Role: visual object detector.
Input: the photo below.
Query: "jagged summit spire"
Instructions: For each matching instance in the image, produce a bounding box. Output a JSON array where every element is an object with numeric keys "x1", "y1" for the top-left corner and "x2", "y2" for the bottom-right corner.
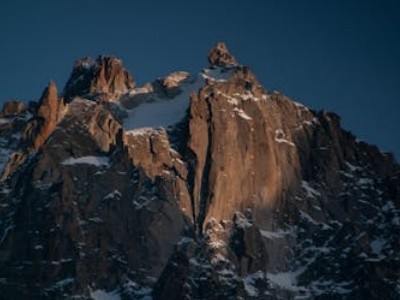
[
  {"x1": 41, "y1": 80, "x2": 58, "y2": 104},
  {"x1": 21, "y1": 80, "x2": 66, "y2": 151},
  {"x1": 63, "y1": 56, "x2": 135, "y2": 102},
  {"x1": 207, "y1": 42, "x2": 239, "y2": 67}
]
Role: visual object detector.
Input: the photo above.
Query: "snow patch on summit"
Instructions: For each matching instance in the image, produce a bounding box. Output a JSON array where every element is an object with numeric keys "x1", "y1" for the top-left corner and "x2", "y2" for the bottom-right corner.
[
  {"x1": 201, "y1": 67, "x2": 234, "y2": 82},
  {"x1": 123, "y1": 74, "x2": 205, "y2": 132},
  {"x1": 123, "y1": 67, "x2": 237, "y2": 133}
]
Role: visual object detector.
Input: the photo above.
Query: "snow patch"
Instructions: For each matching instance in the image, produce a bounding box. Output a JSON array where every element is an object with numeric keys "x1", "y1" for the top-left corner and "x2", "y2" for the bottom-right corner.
[
  {"x1": 124, "y1": 74, "x2": 205, "y2": 131},
  {"x1": 301, "y1": 181, "x2": 321, "y2": 198},
  {"x1": 126, "y1": 127, "x2": 154, "y2": 136},
  {"x1": 345, "y1": 161, "x2": 362, "y2": 172},
  {"x1": 90, "y1": 289, "x2": 121, "y2": 300},
  {"x1": 382, "y1": 200, "x2": 396, "y2": 213},
  {"x1": 103, "y1": 190, "x2": 121, "y2": 200},
  {"x1": 275, "y1": 137, "x2": 295, "y2": 147},
  {"x1": 308, "y1": 280, "x2": 353, "y2": 296},
  {"x1": 274, "y1": 129, "x2": 295, "y2": 147},
  {"x1": 266, "y1": 272, "x2": 300, "y2": 292},
  {"x1": 46, "y1": 277, "x2": 75, "y2": 291},
  {"x1": 133, "y1": 195, "x2": 157, "y2": 210},
  {"x1": 392, "y1": 215, "x2": 400, "y2": 226},
  {"x1": 202, "y1": 67, "x2": 234, "y2": 82},
  {"x1": 0, "y1": 118, "x2": 12, "y2": 125},
  {"x1": 260, "y1": 229, "x2": 290, "y2": 239},
  {"x1": 234, "y1": 108, "x2": 252, "y2": 120},
  {"x1": 235, "y1": 212, "x2": 253, "y2": 228},
  {"x1": 370, "y1": 237, "x2": 387, "y2": 255},
  {"x1": 294, "y1": 101, "x2": 307, "y2": 109},
  {"x1": 357, "y1": 178, "x2": 374, "y2": 186},
  {"x1": 88, "y1": 217, "x2": 103, "y2": 223},
  {"x1": 227, "y1": 98, "x2": 239, "y2": 106},
  {"x1": 243, "y1": 271, "x2": 264, "y2": 297},
  {"x1": 62, "y1": 156, "x2": 110, "y2": 166},
  {"x1": 339, "y1": 170, "x2": 354, "y2": 178},
  {"x1": 0, "y1": 225, "x2": 14, "y2": 247},
  {"x1": 299, "y1": 211, "x2": 319, "y2": 225}
]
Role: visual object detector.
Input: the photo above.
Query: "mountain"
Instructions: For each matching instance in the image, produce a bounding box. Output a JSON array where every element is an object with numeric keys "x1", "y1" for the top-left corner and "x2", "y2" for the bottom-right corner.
[{"x1": 0, "y1": 42, "x2": 399, "y2": 300}]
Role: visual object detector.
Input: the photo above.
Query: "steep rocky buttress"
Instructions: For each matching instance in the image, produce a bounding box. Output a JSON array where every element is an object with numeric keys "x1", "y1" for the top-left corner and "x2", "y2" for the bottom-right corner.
[{"x1": 0, "y1": 43, "x2": 399, "y2": 300}]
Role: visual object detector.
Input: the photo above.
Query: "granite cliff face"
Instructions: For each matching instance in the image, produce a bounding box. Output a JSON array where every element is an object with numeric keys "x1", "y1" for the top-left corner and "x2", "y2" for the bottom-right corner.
[{"x1": 0, "y1": 43, "x2": 399, "y2": 300}]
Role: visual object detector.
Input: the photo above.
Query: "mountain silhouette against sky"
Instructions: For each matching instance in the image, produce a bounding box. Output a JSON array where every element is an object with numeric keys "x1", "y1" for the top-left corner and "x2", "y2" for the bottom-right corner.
[{"x1": 1, "y1": 0, "x2": 399, "y2": 159}]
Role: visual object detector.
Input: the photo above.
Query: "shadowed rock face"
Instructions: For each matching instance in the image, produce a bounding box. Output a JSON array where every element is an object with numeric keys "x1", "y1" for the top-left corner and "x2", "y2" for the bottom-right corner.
[{"x1": 0, "y1": 43, "x2": 399, "y2": 299}]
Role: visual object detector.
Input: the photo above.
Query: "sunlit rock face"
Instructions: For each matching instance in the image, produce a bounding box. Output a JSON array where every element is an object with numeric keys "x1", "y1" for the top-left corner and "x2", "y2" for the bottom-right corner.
[
  {"x1": 64, "y1": 56, "x2": 135, "y2": 102},
  {"x1": 0, "y1": 43, "x2": 399, "y2": 299}
]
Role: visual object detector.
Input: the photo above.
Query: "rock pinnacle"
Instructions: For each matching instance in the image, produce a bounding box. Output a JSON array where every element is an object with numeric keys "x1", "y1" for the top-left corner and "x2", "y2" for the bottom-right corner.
[{"x1": 207, "y1": 42, "x2": 239, "y2": 67}]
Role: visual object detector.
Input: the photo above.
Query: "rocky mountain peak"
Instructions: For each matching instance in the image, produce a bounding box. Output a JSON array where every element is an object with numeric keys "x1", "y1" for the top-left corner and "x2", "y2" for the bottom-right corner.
[
  {"x1": 207, "y1": 42, "x2": 239, "y2": 67},
  {"x1": 0, "y1": 45, "x2": 399, "y2": 300},
  {"x1": 37, "y1": 81, "x2": 59, "y2": 115},
  {"x1": 0, "y1": 81, "x2": 67, "y2": 179},
  {"x1": 63, "y1": 55, "x2": 135, "y2": 102},
  {"x1": 0, "y1": 100, "x2": 27, "y2": 117},
  {"x1": 23, "y1": 81, "x2": 66, "y2": 150}
]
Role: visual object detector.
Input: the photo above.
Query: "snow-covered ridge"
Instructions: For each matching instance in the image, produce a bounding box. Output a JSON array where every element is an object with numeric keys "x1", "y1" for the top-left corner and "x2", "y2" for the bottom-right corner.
[
  {"x1": 201, "y1": 67, "x2": 234, "y2": 82},
  {"x1": 122, "y1": 67, "x2": 236, "y2": 134},
  {"x1": 123, "y1": 74, "x2": 203, "y2": 133}
]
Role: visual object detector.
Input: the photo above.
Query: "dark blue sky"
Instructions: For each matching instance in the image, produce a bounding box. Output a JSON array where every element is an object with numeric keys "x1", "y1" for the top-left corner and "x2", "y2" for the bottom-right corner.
[{"x1": 1, "y1": 0, "x2": 399, "y2": 159}]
